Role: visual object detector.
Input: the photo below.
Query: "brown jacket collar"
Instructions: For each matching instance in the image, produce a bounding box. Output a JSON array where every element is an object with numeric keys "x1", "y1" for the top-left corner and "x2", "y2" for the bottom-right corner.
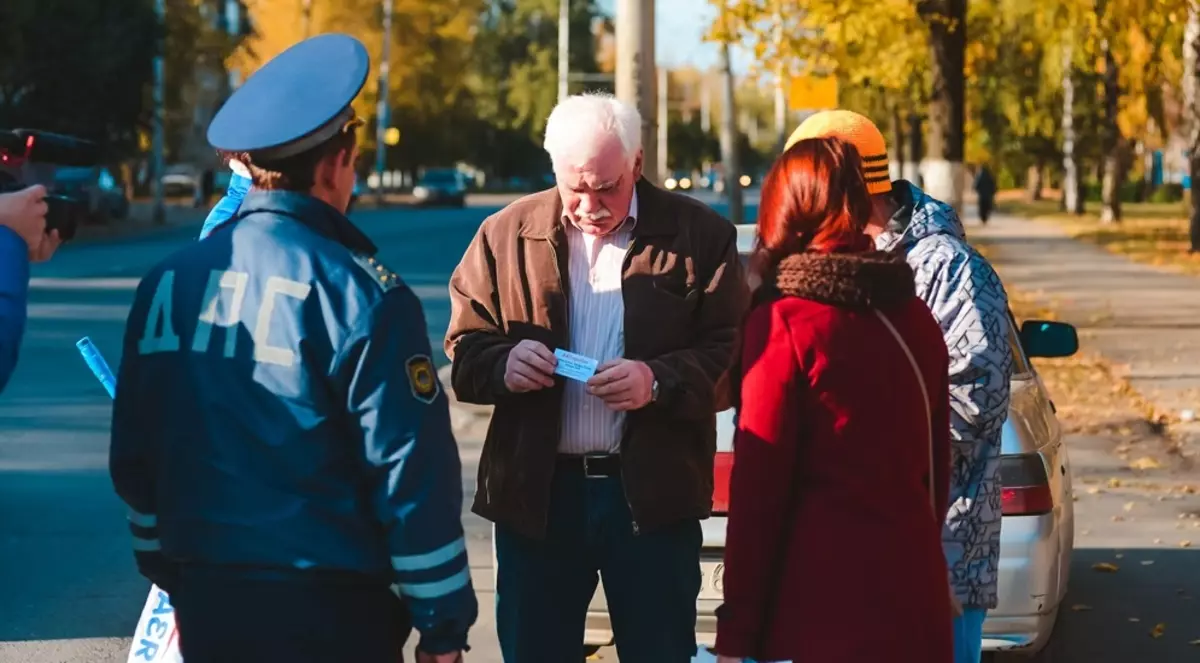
[{"x1": 515, "y1": 177, "x2": 680, "y2": 240}]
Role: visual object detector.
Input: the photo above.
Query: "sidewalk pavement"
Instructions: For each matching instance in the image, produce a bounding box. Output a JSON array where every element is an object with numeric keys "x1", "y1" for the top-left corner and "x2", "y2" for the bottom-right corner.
[{"x1": 970, "y1": 213, "x2": 1200, "y2": 445}]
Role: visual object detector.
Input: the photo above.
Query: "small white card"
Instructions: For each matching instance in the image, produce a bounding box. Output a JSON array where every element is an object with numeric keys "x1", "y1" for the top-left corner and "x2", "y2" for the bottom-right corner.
[{"x1": 553, "y1": 349, "x2": 599, "y2": 382}]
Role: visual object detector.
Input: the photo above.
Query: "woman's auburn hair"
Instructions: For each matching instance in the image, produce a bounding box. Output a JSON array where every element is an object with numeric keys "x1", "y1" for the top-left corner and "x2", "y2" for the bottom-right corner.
[{"x1": 752, "y1": 136, "x2": 875, "y2": 278}]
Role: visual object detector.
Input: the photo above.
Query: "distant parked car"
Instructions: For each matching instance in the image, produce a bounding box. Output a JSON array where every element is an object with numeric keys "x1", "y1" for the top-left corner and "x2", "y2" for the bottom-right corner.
[
  {"x1": 575, "y1": 225, "x2": 1081, "y2": 662},
  {"x1": 52, "y1": 166, "x2": 129, "y2": 224},
  {"x1": 413, "y1": 168, "x2": 467, "y2": 207},
  {"x1": 161, "y1": 165, "x2": 198, "y2": 198}
]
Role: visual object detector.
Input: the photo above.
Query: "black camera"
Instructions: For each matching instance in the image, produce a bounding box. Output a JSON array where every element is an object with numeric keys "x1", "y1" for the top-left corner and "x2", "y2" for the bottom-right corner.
[{"x1": 0, "y1": 129, "x2": 101, "y2": 242}]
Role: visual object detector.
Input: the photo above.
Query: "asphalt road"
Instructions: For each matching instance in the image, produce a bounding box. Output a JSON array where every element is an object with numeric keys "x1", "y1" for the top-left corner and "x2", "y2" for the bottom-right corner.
[{"x1": 1, "y1": 196, "x2": 1197, "y2": 662}]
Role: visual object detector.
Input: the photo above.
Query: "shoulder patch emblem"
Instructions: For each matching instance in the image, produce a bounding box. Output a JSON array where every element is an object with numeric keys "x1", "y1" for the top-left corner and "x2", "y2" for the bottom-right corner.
[{"x1": 406, "y1": 354, "x2": 439, "y2": 404}]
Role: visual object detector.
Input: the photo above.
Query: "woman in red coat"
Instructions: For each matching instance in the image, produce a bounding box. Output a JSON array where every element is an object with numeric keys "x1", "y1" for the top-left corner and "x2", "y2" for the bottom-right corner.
[{"x1": 714, "y1": 137, "x2": 954, "y2": 663}]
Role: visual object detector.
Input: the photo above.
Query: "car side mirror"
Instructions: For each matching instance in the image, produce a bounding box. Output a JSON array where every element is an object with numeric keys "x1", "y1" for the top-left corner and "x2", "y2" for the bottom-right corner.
[{"x1": 1020, "y1": 320, "x2": 1079, "y2": 358}]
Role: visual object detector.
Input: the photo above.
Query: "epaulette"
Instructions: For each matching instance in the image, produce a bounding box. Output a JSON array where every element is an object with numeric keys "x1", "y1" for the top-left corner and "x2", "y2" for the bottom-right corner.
[{"x1": 352, "y1": 253, "x2": 404, "y2": 292}]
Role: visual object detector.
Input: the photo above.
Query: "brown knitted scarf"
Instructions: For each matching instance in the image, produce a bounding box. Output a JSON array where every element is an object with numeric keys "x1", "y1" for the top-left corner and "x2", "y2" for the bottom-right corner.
[{"x1": 767, "y1": 250, "x2": 915, "y2": 310}]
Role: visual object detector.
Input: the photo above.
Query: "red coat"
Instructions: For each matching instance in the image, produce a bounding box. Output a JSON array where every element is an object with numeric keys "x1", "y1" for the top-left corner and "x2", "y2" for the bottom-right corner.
[{"x1": 715, "y1": 251, "x2": 953, "y2": 663}]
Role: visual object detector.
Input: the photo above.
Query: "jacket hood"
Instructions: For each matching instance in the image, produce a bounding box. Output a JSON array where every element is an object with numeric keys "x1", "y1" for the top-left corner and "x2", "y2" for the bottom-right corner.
[
  {"x1": 767, "y1": 250, "x2": 915, "y2": 310},
  {"x1": 875, "y1": 180, "x2": 966, "y2": 253}
]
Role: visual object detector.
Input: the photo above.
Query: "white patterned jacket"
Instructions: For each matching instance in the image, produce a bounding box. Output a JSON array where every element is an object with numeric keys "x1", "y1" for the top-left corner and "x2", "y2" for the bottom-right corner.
[{"x1": 876, "y1": 181, "x2": 1014, "y2": 610}]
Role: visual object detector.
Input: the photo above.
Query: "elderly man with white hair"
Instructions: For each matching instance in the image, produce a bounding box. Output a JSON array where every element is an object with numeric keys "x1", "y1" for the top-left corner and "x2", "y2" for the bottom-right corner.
[{"x1": 446, "y1": 93, "x2": 748, "y2": 662}]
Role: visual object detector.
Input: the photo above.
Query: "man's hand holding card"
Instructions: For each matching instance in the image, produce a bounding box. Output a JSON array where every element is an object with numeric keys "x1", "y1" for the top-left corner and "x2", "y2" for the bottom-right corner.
[
  {"x1": 504, "y1": 340, "x2": 558, "y2": 392},
  {"x1": 587, "y1": 358, "x2": 655, "y2": 412}
]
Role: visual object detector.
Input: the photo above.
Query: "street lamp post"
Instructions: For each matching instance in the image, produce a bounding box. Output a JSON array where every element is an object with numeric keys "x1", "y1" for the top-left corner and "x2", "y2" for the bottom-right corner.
[
  {"x1": 615, "y1": 0, "x2": 657, "y2": 183},
  {"x1": 375, "y1": 0, "x2": 393, "y2": 204}
]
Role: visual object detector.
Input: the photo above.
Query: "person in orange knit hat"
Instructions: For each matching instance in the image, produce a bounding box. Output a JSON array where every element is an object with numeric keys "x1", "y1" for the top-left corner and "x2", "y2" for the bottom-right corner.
[{"x1": 721, "y1": 109, "x2": 1015, "y2": 663}]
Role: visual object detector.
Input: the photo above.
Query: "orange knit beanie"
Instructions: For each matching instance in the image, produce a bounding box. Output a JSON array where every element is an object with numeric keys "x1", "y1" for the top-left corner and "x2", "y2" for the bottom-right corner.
[{"x1": 785, "y1": 110, "x2": 892, "y2": 195}]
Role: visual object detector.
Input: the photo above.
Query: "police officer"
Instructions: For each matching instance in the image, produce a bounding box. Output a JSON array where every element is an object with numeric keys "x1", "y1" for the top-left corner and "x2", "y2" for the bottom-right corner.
[
  {"x1": 109, "y1": 34, "x2": 476, "y2": 663},
  {"x1": 0, "y1": 185, "x2": 60, "y2": 394}
]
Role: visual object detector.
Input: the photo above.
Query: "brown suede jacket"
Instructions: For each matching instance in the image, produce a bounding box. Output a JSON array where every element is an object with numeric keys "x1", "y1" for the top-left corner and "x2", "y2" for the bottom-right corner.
[{"x1": 445, "y1": 178, "x2": 748, "y2": 538}]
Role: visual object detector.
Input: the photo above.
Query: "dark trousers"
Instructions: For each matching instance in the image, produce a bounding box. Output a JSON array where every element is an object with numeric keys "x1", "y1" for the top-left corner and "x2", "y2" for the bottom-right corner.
[
  {"x1": 494, "y1": 464, "x2": 702, "y2": 663},
  {"x1": 172, "y1": 565, "x2": 409, "y2": 663}
]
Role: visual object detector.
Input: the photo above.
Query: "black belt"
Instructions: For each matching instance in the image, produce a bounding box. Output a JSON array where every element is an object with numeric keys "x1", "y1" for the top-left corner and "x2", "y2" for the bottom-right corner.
[{"x1": 557, "y1": 454, "x2": 621, "y2": 478}]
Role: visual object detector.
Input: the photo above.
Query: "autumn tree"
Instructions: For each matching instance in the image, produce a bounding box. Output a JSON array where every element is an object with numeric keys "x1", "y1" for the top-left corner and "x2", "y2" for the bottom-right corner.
[{"x1": 468, "y1": 0, "x2": 604, "y2": 179}]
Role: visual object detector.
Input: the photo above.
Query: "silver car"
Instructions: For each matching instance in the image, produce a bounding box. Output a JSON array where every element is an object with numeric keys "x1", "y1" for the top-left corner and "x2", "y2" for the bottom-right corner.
[{"x1": 581, "y1": 228, "x2": 1080, "y2": 661}]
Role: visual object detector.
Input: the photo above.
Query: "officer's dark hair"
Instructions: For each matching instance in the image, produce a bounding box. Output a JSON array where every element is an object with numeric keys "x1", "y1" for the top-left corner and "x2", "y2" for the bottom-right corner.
[{"x1": 221, "y1": 118, "x2": 359, "y2": 192}]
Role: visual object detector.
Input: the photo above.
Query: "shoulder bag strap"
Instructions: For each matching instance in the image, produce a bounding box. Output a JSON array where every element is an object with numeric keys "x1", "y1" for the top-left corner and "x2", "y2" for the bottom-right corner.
[{"x1": 873, "y1": 309, "x2": 936, "y2": 516}]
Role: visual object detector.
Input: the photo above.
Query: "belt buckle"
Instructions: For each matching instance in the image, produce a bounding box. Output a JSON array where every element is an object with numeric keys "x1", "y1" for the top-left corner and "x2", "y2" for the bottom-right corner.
[{"x1": 582, "y1": 455, "x2": 605, "y2": 479}]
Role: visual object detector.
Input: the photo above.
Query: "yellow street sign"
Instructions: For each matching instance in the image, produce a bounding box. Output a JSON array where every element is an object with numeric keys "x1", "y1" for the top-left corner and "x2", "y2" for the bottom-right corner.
[
  {"x1": 788, "y1": 76, "x2": 838, "y2": 111},
  {"x1": 384, "y1": 127, "x2": 401, "y2": 146}
]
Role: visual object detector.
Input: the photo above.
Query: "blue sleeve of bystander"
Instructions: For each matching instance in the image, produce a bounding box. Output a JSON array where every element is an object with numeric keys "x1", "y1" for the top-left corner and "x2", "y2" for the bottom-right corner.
[
  {"x1": 198, "y1": 170, "x2": 252, "y2": 240},
  {"x1": 0, "y1": 227, "x2": 30, "y2": 394}
]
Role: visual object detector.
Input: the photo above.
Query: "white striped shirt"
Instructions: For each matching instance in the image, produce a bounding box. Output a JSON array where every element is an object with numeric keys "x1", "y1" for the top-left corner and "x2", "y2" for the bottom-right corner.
[{"x1": 559, "y1": 192, "x2": 638, "y2": 455}]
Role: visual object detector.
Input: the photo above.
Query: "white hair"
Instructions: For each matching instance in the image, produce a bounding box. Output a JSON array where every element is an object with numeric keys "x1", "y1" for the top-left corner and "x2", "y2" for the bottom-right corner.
[{"x1": 543, "y1": 93, "x2": 642, "y2": 167}]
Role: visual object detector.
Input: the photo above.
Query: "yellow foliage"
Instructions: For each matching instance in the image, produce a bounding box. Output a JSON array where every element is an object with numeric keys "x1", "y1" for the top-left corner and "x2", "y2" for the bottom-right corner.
[{"x1": 228, "y1": 0, "x2": 482, "y2": 152}]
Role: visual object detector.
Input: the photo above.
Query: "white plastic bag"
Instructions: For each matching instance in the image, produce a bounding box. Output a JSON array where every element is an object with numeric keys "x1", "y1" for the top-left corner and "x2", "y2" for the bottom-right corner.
[{"x1": 125, "y1": 584, "x2": 183, "y2": 663}]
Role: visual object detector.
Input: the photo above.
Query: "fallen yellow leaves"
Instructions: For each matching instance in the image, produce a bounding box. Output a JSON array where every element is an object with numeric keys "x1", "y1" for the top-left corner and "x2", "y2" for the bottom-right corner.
[
  {"x1": 1130, "y1": 457, "x2": 1163, "y2": 471},
  {"x1": 1152, "y1": 623, "x2": 1167, "y2": 638},
  {"x1": 1071, "y1": 604, "x2": 1093, "y2": 611},
  {"x1": 1093, "y1": 562, "x2": 1120, "y2": 573}
]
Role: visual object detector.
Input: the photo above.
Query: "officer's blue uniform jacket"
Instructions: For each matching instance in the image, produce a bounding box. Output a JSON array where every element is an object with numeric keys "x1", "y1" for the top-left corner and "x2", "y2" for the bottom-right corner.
[
  {"x1": 0, "y1": 227, "x2": 30, "y2": 394},
  {"x1": 109, "y1": 190, "x2": 477, "y2": 652}
]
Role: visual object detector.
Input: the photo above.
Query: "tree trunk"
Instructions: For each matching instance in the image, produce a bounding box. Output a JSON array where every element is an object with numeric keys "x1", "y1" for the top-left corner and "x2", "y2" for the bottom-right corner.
[
  {"x1": 1099, "y1": 34, "x2": 1122, "y2": 223},
  {"x1": 718, "y1": 39, "x2": 743, "y2": 224},
  {"x1": 890, "y1": 102, "x2": 906, "y2": 182},
  {"x1": 918, "y1": 0, "x2": 967, "y2": 213},
  {"x1": 1187, "y1": 0, "x2": 1200, "y2": 251},
  {"x1": 1061, "y1": 40, "x2": 1084, "y2": 215},
  {"x1": 1025, "y1": 164, "x2": 1044, "y2": 202}
]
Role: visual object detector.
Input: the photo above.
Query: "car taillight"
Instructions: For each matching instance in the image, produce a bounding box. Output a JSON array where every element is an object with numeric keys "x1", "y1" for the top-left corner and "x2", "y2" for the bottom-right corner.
[
  {"x1": 712, "y1": 451, "x2": 733, "y2": 514},
  {"x1": 999, "y1": 453, "x2": 1054, "y2": 516}
]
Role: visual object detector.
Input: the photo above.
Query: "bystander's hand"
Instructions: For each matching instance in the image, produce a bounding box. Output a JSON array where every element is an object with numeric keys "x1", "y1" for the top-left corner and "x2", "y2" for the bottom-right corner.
[
  {"x1": 29, "y1": 230, "x2": 61, "y2": 263},
  {"x1": 416, "y1": 651, "x2": 463, "y2": 663},
  {"x1": 504, "y1": 339, "x2": 557, "y2": 392},
  {"x1": 587, "y1": 358, "x2": 654, "y2": 411},
  {"x1": 0, "y1": 185, "x2": 49, "y2": 254}
]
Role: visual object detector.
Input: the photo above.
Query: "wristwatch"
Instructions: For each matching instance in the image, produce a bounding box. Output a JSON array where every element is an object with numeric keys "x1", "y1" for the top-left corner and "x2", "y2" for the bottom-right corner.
[{"x1": 650, "y1": 379, "x2": 660, "y2": 402}]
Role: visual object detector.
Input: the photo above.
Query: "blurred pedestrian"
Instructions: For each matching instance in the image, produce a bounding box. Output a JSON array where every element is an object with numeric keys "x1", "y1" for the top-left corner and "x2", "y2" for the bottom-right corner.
[
  {"x1": 713, "y1": 136, "x2": 953, "y2": 663},
  {"x1": 787, "y1": 110, "x2": 1013, "y2": 663},
  {"x1": 446, "y1": 92, "x2": 748, "y2": 662},
  {"x1": 0, "y1": 185, "x2": 60, "y2": 394},
  {"x1": 108, "y1": 35, "x2": 475, "y2": 663},
  {"x1": 974, "y1": 165, "x2": 996, "y2": 224},
  {"x1": 200, "y1": 168, "x2": 215, "y2": 207}
]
